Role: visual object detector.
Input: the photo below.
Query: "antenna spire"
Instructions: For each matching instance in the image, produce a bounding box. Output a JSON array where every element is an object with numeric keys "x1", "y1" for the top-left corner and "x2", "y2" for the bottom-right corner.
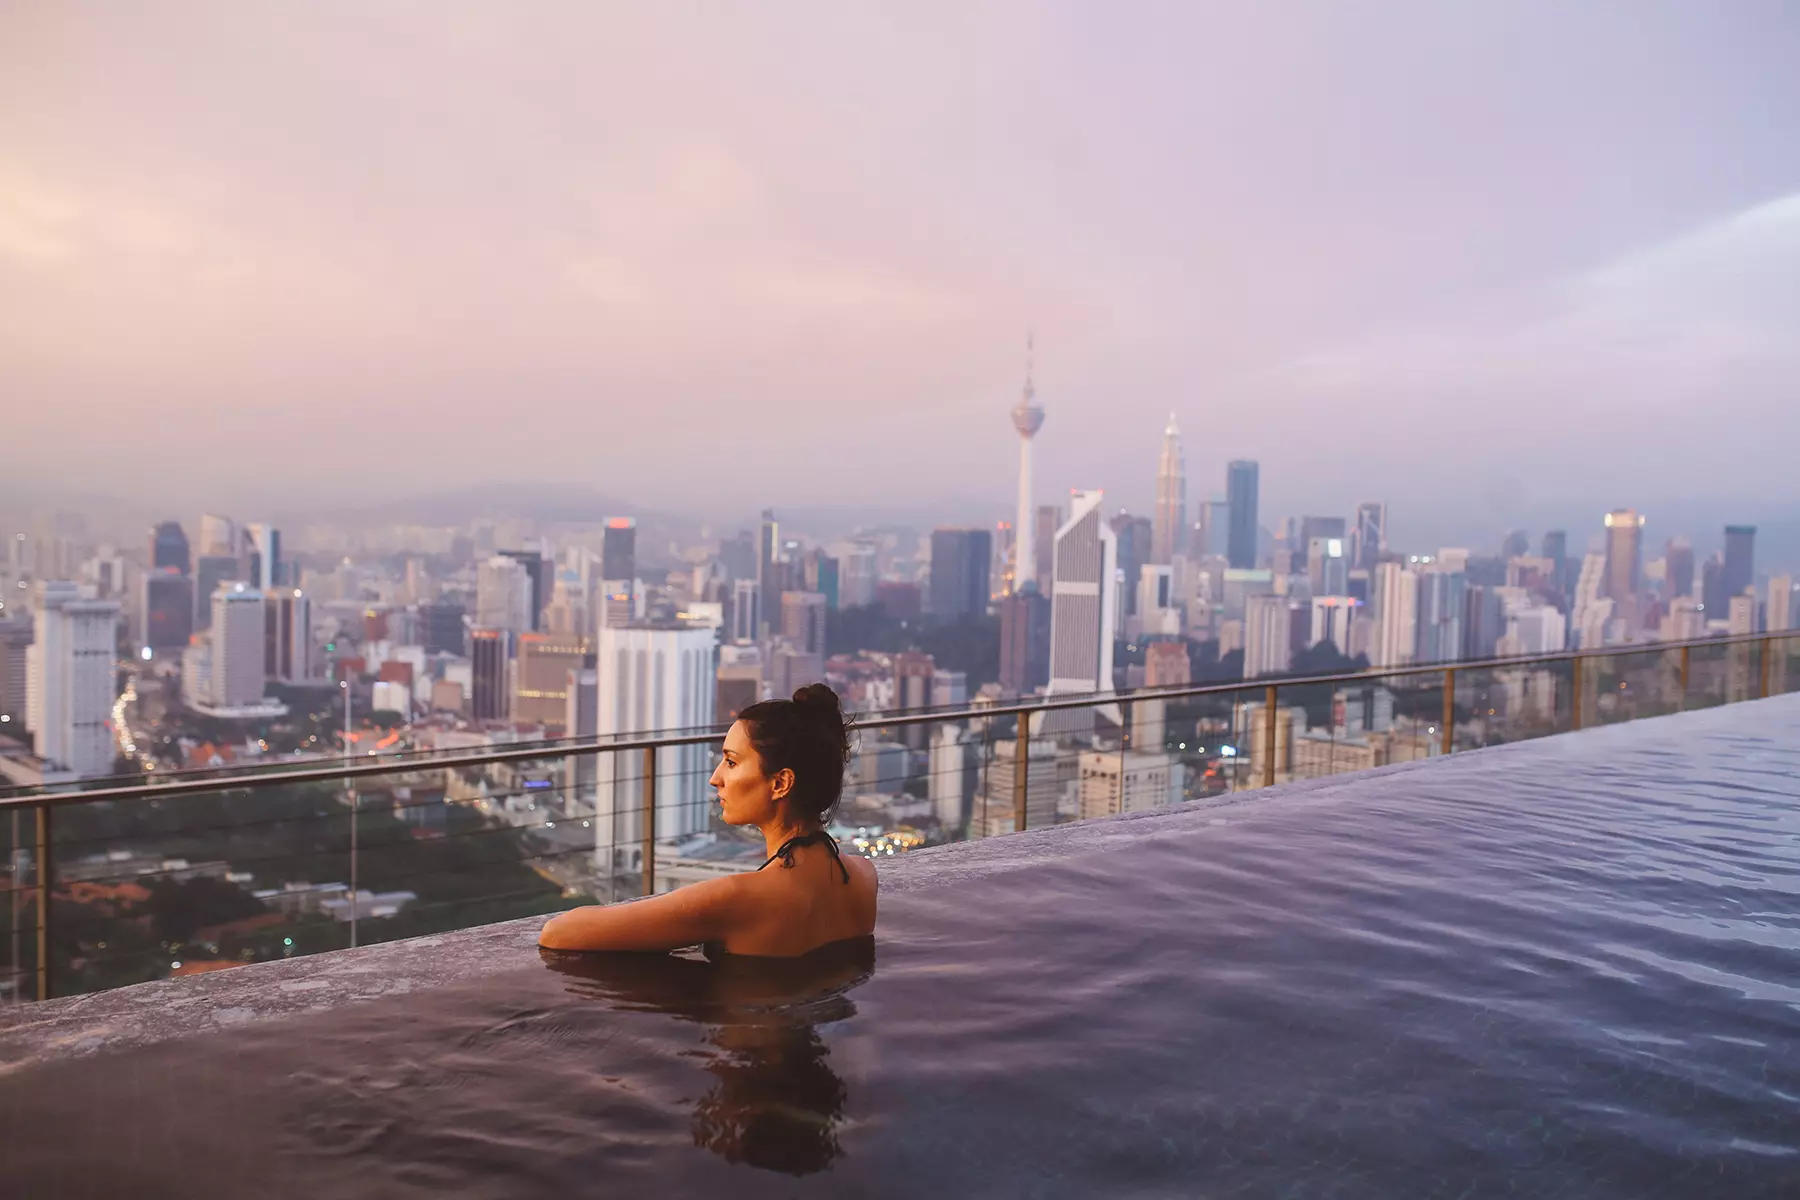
[{"x1": 1024, "y1": 326, "x2": 1035, "y2": 398}]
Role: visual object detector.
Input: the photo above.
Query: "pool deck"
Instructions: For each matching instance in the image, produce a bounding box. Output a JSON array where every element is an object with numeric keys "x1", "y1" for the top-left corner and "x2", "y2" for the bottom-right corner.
[{"x1": 4, "y1": 694, "x2": 1796, "y2": 1074}]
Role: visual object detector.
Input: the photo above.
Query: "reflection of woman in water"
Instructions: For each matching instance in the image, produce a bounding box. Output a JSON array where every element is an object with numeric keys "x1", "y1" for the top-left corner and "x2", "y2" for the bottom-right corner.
[
  {"x1": 542, "y1": 938, "x2": 875, "y2": 1175},
  {"x1": 539, "y1": 684, "x2": 878, "y2": 956}
]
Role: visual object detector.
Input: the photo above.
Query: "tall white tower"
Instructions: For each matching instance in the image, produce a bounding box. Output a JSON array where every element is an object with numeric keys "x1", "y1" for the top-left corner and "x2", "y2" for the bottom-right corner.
[
  {"x1": 1152, "y1": 413, "x2": 1185, "y2": 565},
  {"x1": 26, "y1": 581, "x2": 120, "y2": 777},
  {"x1": 1010, "y1": 334, "x2": 1046, "y2": 593}
]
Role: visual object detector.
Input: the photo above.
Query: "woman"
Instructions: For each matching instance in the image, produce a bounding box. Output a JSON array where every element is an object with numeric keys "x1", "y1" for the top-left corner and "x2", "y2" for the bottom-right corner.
[{"x1": 539, "y1": 684, "x2": 878, "y2": 956}]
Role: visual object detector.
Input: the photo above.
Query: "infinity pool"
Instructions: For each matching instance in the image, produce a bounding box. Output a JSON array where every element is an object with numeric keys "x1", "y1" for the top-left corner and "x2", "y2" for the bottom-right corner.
[{"x1": 4, "y1": 697, "x2": 1799, "y2": 1197}]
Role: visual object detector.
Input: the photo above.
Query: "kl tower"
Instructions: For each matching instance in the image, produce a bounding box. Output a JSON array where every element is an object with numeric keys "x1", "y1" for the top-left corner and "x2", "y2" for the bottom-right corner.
[{"x1": 1010, "y1": 333, "x2": 1046, "y2": 592}]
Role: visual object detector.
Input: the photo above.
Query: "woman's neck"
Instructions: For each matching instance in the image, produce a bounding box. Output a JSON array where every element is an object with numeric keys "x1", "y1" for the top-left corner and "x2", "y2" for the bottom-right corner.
[{"x1": 760, "y1": 819, "x2": 818, "y2": 857}]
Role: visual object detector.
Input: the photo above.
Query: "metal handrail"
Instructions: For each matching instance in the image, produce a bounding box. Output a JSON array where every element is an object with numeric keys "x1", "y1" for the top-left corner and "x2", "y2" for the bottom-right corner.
[{"x1": 2, "y1": 629, "x2": 1790, "y2": 811}]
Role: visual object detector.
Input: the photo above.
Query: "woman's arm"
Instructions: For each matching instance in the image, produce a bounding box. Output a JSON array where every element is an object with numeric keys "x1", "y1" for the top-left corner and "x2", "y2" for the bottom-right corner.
[{"x1": 538, "y1": 875, "x2": 749, "y2": 952}]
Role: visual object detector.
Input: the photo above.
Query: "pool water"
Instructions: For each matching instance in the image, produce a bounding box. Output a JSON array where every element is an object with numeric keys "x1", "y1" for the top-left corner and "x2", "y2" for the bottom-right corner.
[{"x1": 4, "y1": 698, "x2": 1800, "y2": 1197}]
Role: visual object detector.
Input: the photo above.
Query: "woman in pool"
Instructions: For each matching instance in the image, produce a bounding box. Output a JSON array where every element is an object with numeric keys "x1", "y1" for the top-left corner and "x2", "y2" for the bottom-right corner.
[{"x1": 539, "y1": 684, "x2": 877, "y2": 957}]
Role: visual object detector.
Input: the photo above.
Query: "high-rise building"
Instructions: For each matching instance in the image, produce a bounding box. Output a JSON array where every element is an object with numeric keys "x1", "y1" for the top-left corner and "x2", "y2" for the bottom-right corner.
[
  {"x1": 928, "y1": 528, "x2": 993, "y2": 619},
  {"x1": 498, "y1": 549, "x2": 550, "y2": 632},
  {"x1": 1722, "y1": 526, "x2": 1756, "y2": 601},
  {"x1": 1310, "y1": 596, "x2": 1360, "y2": 653},
  {"x1": 1299, "y1": 516, "x2": 1346, "y2": 551},
  {"x1": 1372, "y1": 562, "x2": 1419, "y2": 668},
  {"x1": 193, "y1": 555, "x2": 239, "y2": 628},
  {"x1": 24, "y1": 583, "x2": 119, "y2": 776},
  {"x1": 729, "y1": 578, "x2": 761, "y2": 643},
  {"x1": 1078, "y1": 750, "x2": 1181, "y2": 820},
  {"x1": 209, "y1": 585, "x2": 267, "y2": 709},
  {"x1": 1602, "y1": 509, "x2": 1644, "y2": 607},
  {"x1": 1540, "y1": 531, "x2": 1568, "y2": 593},
  {"x1": 1243, "y1": 594, "x2": 1292, "y2": 677},
  {"x1": 419, "y1": 602, "x2": 467, "y2": 655},
  {"x1": 1011, "y1": 337, "x2": 1046, "y2": 592},
  {"x1": 513, "y1": 632, "x2": 589, "y2": 729},
  {"x1": 1500, "y1": 530, "x2": 1531, "y2": 560},
  {"x1": 1505, "y1": 605, "x2": 1567, "y2": 655},
  {"x1": 263, "y1": 589, "x2": 313, "y2": 684},
  {"x1": 1307, "y1": 537, "x2": 1349, "y2": 597},
  {"x1": 801, "y1": 549, "x2": 840, "y2": 609},
  {"x1": 1768, "y1": 575, "x2": 1794, "y2": 634},
  {"x1": 0, "y1": 616, "x2": 30, "y2": 726},
  {"x1": 838, "y1": 544, "x2": 877, "y2": 608},
  {"x1": 1109, "y1": 514, "x2": 1152, "y2": 617},
  {"x1": 1351, "y1": 502, "x2": 1387, "y2": 572},
  {"x1": 142, "y1": 568, "x2": 194, "y2": 653},
  {"x1": 595, "y1": 622, "x2": 718, "y2": 862},
  {"x1": 1415, "y1": 569, "x2": 1466, "y2": 665},
  {"x1": 998, "y1": 585, "x2": 1050, "y2": 696},
  {"x1": 1034, "y1": 504, "x2": 1060, "y2": 595},
  {"x1": 1048, "y1": 490, "x2": 1118, "y2": 696},
  {"x1": 895, "y1": 650, "x2": 936, "y2": 714},
  {"x1": 719, "y1": 530, "x2": 757, "y2": 581},
  {"x1": 470, "y1": 627, "x2": 512, "y2": 721},
  {"x1": 149, "y1": 521, "x2": 190, "y2": 574},
  {"x1": 1701, "y1": 553, "x2": 1726, "y2": 621},
  {"x1": 757, "y1": 509, "x2": 780, "y2": 639},
  {"x1": 1462, "y1": 585, "x2": 1506, "y2": 660},
  {"x1": 197, "y1": 514, "x2": 238, "y2": 559},
  {"x1": 601, "y1": 518, "x2": 637, "y2": 588},
  {"x1": 1151, "y1": 414, "x2": 1186, "y2": 565},
  {"x1": 245, "y1": 523, "x2": 282, "y2": 590},
  {"x1": 1727, "y1": 593, "x2": 1757, "y2": 636},
  {"x1": 1225, "y1": 460, "x2": 1260, "y2": 569},
  {"x1": 477, "y1": 555, "x2": 534, "y2": 635},
  {"x1": 780, "y1": 591, "x2": 828, "y2": 657},
  {"x1": 1665, "y1": 537, "x2": 1696, "y2": 601}
]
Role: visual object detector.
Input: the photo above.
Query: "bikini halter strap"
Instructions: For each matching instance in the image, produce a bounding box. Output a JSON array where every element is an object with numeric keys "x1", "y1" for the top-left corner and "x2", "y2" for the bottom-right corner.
[{"x1": 757, "y1": 829, "x2": 851, "y2": 884}]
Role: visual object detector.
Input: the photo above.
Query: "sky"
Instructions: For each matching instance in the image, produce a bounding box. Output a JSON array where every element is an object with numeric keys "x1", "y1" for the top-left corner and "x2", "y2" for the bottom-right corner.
[{"x1": 3, "y1": 2, "x2": 1798, "y2": 550}]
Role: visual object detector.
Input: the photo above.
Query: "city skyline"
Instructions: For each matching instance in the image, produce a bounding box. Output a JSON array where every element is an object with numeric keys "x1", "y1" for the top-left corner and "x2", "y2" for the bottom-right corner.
[{"x1": 4, "y1": 4, "x2": 1799, "y2": 532}]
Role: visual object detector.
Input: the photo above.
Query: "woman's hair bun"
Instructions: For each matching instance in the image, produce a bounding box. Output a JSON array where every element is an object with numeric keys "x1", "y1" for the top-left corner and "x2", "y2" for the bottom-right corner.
[{"x1": 792, "y1": 683, "x2": 842, "y2": 714}]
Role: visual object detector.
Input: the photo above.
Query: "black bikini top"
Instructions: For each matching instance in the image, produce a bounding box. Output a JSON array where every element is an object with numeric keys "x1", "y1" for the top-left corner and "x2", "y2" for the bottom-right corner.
[{"x1": 758, "y1": 829, "x2": 851, "y2": 884}]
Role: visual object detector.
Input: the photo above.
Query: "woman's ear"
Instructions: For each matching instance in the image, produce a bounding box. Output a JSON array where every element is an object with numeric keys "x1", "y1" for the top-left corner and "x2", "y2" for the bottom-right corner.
[{"x1": 769, "y1": 767, "x2": 796, "y2": 801}]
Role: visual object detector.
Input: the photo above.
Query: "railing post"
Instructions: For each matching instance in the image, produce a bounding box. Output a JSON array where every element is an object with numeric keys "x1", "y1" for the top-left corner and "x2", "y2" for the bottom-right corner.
[
  {"x1": 1440, "y1": 667, "x2": 1456, "y2": 757},
  {"x1": 1678, "y1": 644, "x2": 1689, "y2": 710},
  {"x1": 1013, "y1": 715, "x2": 1030, "y2": 832},
  {"x1": 1571, "y1": 655, "x2": 1584, "y2": 731},
  {"x1": 640, "y1": 746, "x2": 656, "y2": 897},
  {"x1": 1262, "y1": 684, "x2": 1278, "y2": 789},
  {"x1": 1760, "y1": 636, "x2": 1773, "y2": 699},
  {"x1": 34, "y1": 803, "x2": 51, "y2": 1002}
]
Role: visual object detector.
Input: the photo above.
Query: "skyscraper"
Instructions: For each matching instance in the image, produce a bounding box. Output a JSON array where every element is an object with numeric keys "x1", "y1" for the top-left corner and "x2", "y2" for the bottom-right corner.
[
  {"x1": 1665, "y1": 537, "x2": 1696, "y2": 601},
  {"x1": 595, "y1": 621, "x2": 718, "y2": 861},
  {"x1": 602, "y1": 518, "x2": 637, "y2": 587},
  {"x1": 838, "y1": 544, "x2": 877, "y2": 609},
  {"x1": 0, "y1": 616, "x2": 30, "y2": 726},
  {"x1": 513, "y1": 632, "x2": 589, "y2": 729},
  {"x1": 197, "y1": 514, "x2": 237, "y2": 559},
  {"x1": 1048, "y1": 490, "x2": 1118, "y2": 696},
  {"x1": 1011, "y1": 338, "x2": 1046, "y2": 593},
  {"x1": 1415, "y1": 568, "x2": 1467, "y2": 665},
  {"x1": 780, "y1": 590, "x2": 828, "y2": 657},
  {"x1": 1602, "y1": 509, "x2": 1644, "y2": 607},
  {"x1": 149, "y1": 521, "x2": 190, "y2": 574},
  {"x1": 193, "y1": 555, "x2": 239, "y2": 628},
  {"x1": 209, "y1": 585, "x2": 267, "y2": 709},
  {"x1": 757, "y1": 509, "x2": 780, "y2": 639},
  {"x1": 1226, "y1": 460, "x2": 1260, "y2": 569},
  {"x1": 1243, "y1": 593, "x2": 1292, "y2": 678},
  {"x1": 801, "y1": 549, "x2": 840, "y2": 609},
  {"x1": 419, "y1": 602, "x2": 467, "y2": 655},
  {"x1": 1768, "y1": 575, "x2": 1794, "y2": 633},
  {"x1": 1352, "y1": 502, "x2": 1387, "y2": 572},
  {"x1": 470, "y1": 627, "x2": 512, "y2": 721},
  {"x1": 1307, "y1": 537, "x2": 1349, "y2": 597},
  {"x1": 729, "y1": 578, "x2": 761, "y2": 643},
  {"x1": 1371, "y1": 562, "x2": 1419, "y2": 669},
  {"x1": 927, "y1": 528, "x2": 993, "y2": 619},
  {"x1": 25, "y1": 582, "x2": 119, "y2": 777},
  {"x1": 245, "y1": 523, "x2": 282, "y2": 590},
  {"x1": 498, "y1": 549, "x2": 550, "y2": 632},
  {"x1": 1033, "y1": 504, "x2": 1060, "y2": 594},
  {"x1": 1109, "y1": 513, "x2": 1152, "y2": 616},
  {"x1": 477, "y1": 555, "x2": 534, "y2": 635},
  {"x1": 263, "y1": 589, "x2": 313, "y2": 684},
  {"x1": 998, "y1": 585, "x2": 1050, "y2": 696},
  {"x1": 1722, "y1": 525, "x2": 1756, "y2": 601},
  {"x1": 142, "y1": 568, "x2": 194, "y2": 652},
  {"x1": 1541, "y1": 530, "x2": 1569, "y2": 594},
  {"x1": 1151, "y1": 414, "x2": 1185, "y2": 565}
]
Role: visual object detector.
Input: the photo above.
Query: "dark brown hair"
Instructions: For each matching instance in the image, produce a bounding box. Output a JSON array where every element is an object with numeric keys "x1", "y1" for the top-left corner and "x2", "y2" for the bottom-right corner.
[{"x1": 736, "y1": 684, "x2": 852, "y2": 825}]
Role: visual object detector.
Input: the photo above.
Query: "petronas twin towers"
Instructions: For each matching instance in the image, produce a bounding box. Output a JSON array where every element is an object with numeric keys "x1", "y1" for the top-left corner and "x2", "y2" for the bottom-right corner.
[{"x1": 1152, "y1": 413, "x2": 1185, "y2": 565}]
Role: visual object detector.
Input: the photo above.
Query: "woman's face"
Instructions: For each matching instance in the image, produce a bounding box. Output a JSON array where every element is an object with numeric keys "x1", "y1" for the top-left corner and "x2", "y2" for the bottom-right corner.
[{"x1": 709, "y1": 721, "x2": 787, "y2": 827}]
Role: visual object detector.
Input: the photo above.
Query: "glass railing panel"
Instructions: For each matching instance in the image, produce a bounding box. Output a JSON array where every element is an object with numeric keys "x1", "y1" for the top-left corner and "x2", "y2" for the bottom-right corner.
[
  {"x1": 1589, "y1": 647, "x2": 1685, "y2": 727},
  {"x1": 1772, "y1": 633, "x2": 1800, "y2": 698}
]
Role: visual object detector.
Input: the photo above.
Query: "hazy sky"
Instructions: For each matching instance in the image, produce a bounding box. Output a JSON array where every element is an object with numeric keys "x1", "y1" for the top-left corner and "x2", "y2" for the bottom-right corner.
[{"x1": 3, "y1": 2, "x2": 1798, "y2": 545}]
